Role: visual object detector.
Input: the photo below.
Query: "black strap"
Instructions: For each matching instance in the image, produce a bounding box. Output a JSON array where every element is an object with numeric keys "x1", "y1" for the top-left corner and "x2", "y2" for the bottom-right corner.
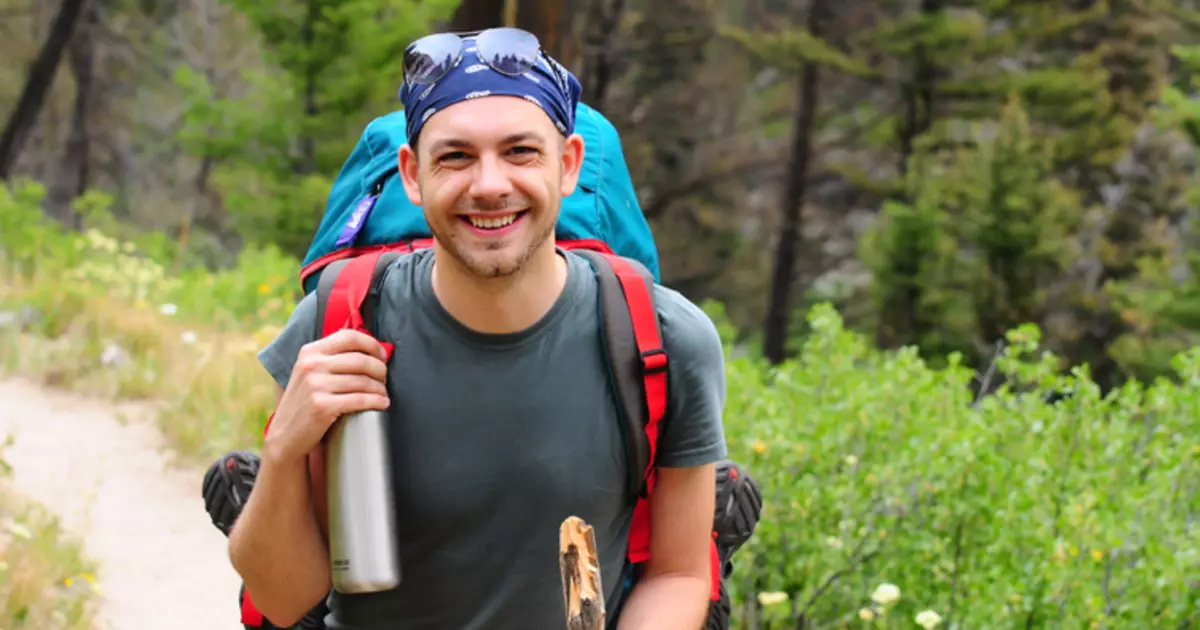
[{"x1": 574, "y1": 249, "x2": 662, "y2": 500}]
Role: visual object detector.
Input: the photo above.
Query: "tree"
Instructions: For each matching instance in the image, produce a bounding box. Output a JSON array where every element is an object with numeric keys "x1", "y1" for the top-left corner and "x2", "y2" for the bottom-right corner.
[
  {"x1": 174, "y1": 0, "x2": 456, "y2": 257},
  {"x1": 0, "y1": 0, "x2": 90, "y2": 185}
]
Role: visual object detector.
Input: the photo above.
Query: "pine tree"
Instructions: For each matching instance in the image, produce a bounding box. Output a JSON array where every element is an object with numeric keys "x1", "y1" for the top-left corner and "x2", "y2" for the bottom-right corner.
[
  {"x1": 174, "y1": 0, "x2": 456, "y2": 257},
  {"x1": 861, "y1": 96, "x2": 1083, "y2": 367}
]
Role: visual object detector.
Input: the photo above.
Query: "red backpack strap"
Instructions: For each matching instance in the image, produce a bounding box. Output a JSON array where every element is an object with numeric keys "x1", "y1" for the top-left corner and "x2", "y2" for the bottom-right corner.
[
  {"x1": 573, "y1": 250, "x2": 666, "y2": 560},
  {"x1": 575, "y1": 250, "x2": 722, "y2": 603},
  {"x1": 260, "y1": 252, "x2": 399, "y2": 438}
]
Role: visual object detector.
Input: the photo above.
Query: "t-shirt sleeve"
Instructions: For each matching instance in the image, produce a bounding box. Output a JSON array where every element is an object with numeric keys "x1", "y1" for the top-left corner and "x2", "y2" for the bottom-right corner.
[
  {"x1": 651, "y1": 285, "x2": 728, "y2": 469},
  {"x1": 257, "y1": 291, "x2": 320, "y2": 390}
]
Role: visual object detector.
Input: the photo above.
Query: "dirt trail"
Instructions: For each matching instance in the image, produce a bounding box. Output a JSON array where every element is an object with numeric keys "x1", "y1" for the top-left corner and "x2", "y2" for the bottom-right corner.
[{"x1": 0, "y1": 378, "x2": 244, "y2": 629}]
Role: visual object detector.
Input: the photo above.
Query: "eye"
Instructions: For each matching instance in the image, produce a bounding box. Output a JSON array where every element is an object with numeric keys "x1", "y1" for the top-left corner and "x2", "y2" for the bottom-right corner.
[
  {"x1": 508, "y1": 145, "x2": 539, "y2": 158},
  {"x1": 437, "y1": 151, "x2": 470, "y2": 164}
]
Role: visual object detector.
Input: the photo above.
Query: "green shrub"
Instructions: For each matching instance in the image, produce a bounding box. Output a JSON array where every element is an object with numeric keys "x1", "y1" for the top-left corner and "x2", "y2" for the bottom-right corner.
[{"x1": 722, "y1": 306, "x2": 1198, "y2": 628}]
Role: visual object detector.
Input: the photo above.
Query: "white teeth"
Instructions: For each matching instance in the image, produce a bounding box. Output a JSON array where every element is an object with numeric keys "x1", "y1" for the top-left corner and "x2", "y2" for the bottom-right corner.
[{"x1": 468, "y1": 213, "x2": 518, "y2": 229}]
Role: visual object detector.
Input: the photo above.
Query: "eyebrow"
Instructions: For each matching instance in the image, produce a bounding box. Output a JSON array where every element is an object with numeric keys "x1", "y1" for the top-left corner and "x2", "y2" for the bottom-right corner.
[{"x1": 427, "y1": 132, "x2": 547, "y2": 155}]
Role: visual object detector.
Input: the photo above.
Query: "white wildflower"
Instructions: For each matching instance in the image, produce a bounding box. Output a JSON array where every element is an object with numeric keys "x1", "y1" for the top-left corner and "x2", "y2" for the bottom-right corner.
[
  {"x1": 916, "y1": 610, "x2": 943, "y2": 629},
  {"x1": 181, "y1": 331, "x2": 197, "y2": 345},
  {"x1": 870, "y1": 583, "x2": 900, "y2": 607},
  {"x1": 159, "y1": 303, "x2": 177, "y2": 316},
  {"x1": 858, "y1": 607, "x2": 875, "y2": 621},
  {"x1": 6, "y1": 520, "x2": 32, "y2": 539}
]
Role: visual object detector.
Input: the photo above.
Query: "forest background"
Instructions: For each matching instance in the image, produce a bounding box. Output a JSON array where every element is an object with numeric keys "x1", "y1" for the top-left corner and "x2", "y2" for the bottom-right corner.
[{"x1": 1, "y1": 0, "x2": 1199, "y2": 628}]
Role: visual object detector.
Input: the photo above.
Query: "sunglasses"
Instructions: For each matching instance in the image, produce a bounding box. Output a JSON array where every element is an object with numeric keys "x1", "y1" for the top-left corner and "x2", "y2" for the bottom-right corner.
[{"x1": 402, "y1": 27, "x2": 549, "y2": 87}]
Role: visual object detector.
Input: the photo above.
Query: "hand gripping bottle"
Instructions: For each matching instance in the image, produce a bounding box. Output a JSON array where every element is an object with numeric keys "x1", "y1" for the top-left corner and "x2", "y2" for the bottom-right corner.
[{"x1": 325, "y1": 407, "x2": 402, "y2": 593}]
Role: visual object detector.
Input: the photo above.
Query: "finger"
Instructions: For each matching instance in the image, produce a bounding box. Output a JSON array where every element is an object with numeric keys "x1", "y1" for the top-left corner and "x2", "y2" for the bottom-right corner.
[
  {"x1": 313, "y1": 373, "x2": 389, "y2": 398},
  {"x1": 314, "y1": 329, "x2": 388, "y2": 359},
  {"x1": 322, "y1": 352, "x2": 389, "y2": 383},
  {"x1": 311, "y1": 392, "x2": 390, "y2": 422}
]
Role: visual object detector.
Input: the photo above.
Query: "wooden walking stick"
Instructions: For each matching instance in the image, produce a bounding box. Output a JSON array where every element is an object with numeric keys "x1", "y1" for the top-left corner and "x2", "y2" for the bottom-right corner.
[{"x1": 560, "y1": 516, "x2": 606, "y2": 630}]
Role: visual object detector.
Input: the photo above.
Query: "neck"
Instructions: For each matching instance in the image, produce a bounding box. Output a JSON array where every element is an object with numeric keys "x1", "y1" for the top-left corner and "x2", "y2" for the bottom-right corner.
[{"x1": 430, "y1": 243, "x2": 568, "y2": 334}]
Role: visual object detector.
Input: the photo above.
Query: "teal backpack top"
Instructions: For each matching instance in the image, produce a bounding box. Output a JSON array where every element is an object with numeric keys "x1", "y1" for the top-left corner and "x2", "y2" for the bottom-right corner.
[{"x1": 299, "y1": 102, "x2": 660, "y2": 294}]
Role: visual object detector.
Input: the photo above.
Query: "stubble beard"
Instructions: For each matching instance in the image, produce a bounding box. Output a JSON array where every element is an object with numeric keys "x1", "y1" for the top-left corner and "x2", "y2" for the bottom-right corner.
[{"x1": 430, "y1": 203, "x2": 558, "y2": 280}]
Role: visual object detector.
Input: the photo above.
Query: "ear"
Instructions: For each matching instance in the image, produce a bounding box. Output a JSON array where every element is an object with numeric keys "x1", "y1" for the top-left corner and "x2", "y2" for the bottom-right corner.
[
  {"x1": 558, "y1": 133, "x2": 585, "y2": 198},
  {"x1": 397, "y1": 143, "x2": 423, "y2": 206}
]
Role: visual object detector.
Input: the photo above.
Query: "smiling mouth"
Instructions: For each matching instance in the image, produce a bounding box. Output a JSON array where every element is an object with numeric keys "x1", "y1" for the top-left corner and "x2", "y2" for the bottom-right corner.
[{"x1": 462, "y1": 211, "x2": 528, "y2": 230}]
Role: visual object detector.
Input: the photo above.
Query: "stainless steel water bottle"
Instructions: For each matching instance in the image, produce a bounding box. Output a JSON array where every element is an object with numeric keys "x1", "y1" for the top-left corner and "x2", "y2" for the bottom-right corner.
[{"x1": 325, "y1": 408, "x2": 401, "y2": 593}]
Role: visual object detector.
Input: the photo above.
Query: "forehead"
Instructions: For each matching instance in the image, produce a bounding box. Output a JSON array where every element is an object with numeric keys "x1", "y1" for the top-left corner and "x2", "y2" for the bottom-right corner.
[{"x1": 418, "y1": 96, "x2": 558, "y2": 149}]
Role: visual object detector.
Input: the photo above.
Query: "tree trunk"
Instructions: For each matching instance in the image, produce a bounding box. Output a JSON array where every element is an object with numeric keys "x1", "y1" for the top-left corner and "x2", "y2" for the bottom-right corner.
[
  {"x1": 761, "y1": 0, "x2": 826, "y2": 365},
  {"x1": 297, "y1": 0, "x2": 318, "y2": 175},
  {"x1": 576, "y1": 0, "x2": 624, "y2": 110},
  {"x1": 449, "y1": 0, "x2": 507, "y2": 31},
  {"x1": 44, "y1": 0, "x2": 99, "y2": 229},
  {"x1": 897, "y1": 0, "x2": 940, "y2": 180},
  {"x1": 0, "y1": 0, "x2": 91, "y2": 181}
]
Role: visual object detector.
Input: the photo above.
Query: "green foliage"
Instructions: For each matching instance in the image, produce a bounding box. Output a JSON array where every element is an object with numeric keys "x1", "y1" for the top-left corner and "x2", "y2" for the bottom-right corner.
[
  {"x1": 719, "y1": 24, "x2": 878, "y2": 78},
  {"x1": 862, "y1": 97, "x2": 1081, "y2": 367},
  {"x1": 173, "y1": 0, "x2": 457, "y2": 258},
  {"x1": 1105, "y1": 43, "x2": 1200, "y2": 382},
  {"x1": 0, "y1": 179, "x2": 297, "y2": 334},
  {"x1": 723, "y1": 305, "x2": 1200, "y2": 628}
]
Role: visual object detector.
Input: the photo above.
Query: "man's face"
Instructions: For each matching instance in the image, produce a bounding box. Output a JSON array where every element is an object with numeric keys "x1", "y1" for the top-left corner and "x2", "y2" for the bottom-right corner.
[{"x1": 398, "y1": 96, "x2": 584, "y2": 280}]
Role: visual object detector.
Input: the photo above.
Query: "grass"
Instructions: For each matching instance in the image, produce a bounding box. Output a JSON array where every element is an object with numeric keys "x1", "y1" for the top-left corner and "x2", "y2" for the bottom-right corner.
[
  {"x1": 0, "y1": 269, "x2": 280, "y2": 470},
  {"x1": 0, "y1": 443, "x2": 99, "y2": 629}
]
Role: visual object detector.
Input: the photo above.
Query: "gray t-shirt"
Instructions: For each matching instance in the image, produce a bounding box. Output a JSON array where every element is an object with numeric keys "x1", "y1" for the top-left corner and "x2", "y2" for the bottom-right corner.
[{"x1": 258, "y1": 248, "x2": 728, "y2": 630}]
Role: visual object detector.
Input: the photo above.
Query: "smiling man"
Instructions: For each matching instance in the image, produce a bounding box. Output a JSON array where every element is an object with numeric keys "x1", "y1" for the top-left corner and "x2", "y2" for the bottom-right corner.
[{"x1": 226, "y1": 28, "x2": 728, "y2": 630}]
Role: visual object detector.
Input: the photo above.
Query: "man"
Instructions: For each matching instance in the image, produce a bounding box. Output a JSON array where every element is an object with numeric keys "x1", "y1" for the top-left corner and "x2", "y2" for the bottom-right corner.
[{"x1": 226, "y1": 29, "x2": 728, "y2": 629}]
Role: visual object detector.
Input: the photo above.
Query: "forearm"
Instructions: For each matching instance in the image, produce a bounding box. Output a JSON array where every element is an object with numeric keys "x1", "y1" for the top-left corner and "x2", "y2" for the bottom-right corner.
[
  {"x1": 228, "y1": 445, "x2": 331, "y2": 626},
  {"x1": 615, "y1": 573, "x2": 710, "y2": 630}
]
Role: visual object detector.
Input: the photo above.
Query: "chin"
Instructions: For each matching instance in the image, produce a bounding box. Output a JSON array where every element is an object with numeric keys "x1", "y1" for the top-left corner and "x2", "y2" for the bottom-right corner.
[{"x1": 441, "y1": 225, "x2": 555, "y2": 280}]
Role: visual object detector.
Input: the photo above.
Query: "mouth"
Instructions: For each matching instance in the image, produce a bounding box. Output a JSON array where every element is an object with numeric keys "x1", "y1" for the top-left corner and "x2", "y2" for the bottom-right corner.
[{"x1": 460, "y1": 210, "x2": 529, "y2": 233}]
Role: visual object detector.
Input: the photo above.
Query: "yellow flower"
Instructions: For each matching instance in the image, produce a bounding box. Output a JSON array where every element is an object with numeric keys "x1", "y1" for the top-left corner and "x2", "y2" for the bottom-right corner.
[
  {"x1": 858, "y1": 608, "x2": 875, "y2": 622},
  {"x1": 258, "y1": 284, "x2": 271, "y2": 295},
  {"x1": 753, "y1": 440, "x2": 766, "y2": 454},
  {"x1": 64, "y1": 576, "x2": 74, "y2": 587},
  {"x1": 1091, "y1": 549, "x2": 1104, "y2": 562}
]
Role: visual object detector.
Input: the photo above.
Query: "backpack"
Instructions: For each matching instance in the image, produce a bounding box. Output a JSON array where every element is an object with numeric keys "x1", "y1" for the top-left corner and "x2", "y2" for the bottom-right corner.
[
  {"x1": 297, "y1": 102, "x2": 661, "y2": 294},
  {"x1": 244, "y1": 104, "x2": 752, "y2": 628}
]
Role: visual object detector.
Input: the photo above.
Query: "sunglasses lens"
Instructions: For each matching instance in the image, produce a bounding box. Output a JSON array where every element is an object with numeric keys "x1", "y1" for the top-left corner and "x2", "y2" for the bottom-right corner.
[
  {"x1": 403, "y1": 33, "x2": 462, "y2": 84},
  {"x1": 475, "y1": 27, "x2": 540, "y2": 75}
]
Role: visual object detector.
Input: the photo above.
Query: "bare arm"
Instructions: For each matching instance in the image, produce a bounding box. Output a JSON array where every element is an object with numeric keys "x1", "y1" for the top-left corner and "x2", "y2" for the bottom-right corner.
[
  {"x1": 229, "y1": 329, "x2": 390, "y2": 626},
  {"x1": 616, "y1": 463, "x2": 716, "y2": 630},
  {"x1": 228, "y1": 385, "x2": 332, "y2": 627}
]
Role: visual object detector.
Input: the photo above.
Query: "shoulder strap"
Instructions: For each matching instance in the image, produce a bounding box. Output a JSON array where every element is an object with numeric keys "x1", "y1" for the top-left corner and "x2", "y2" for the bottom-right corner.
[
  {"x1": 574, "y1": 249, "x2": 668, "y2": 500},
  {"x1": 574, "y1": 249, "x2": 669, "y2": 569},
  {"x1": 314, "y1": 250, "x2": 401, "y2": 341}
]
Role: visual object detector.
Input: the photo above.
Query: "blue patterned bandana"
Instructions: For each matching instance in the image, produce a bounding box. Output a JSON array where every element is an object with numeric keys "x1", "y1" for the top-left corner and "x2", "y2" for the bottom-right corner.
[{"x1": 397, "y1": 35, "x2": 583, "y2": 145}]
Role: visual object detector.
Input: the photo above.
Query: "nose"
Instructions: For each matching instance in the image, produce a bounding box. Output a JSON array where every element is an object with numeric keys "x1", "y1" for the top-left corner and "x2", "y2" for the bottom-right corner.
[{"x1": 468, "y1": 152, "x2": 514, "y2": 204}]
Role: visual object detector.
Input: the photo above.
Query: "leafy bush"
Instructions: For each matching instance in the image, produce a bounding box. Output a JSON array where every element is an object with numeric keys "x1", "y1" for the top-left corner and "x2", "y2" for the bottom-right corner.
[
  {"x1": 0, "y1": 179, "x2": 296, "y2": 335},
  {"x1": 721, "y1": 306, "x2": 1199, "y2": 628}
]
